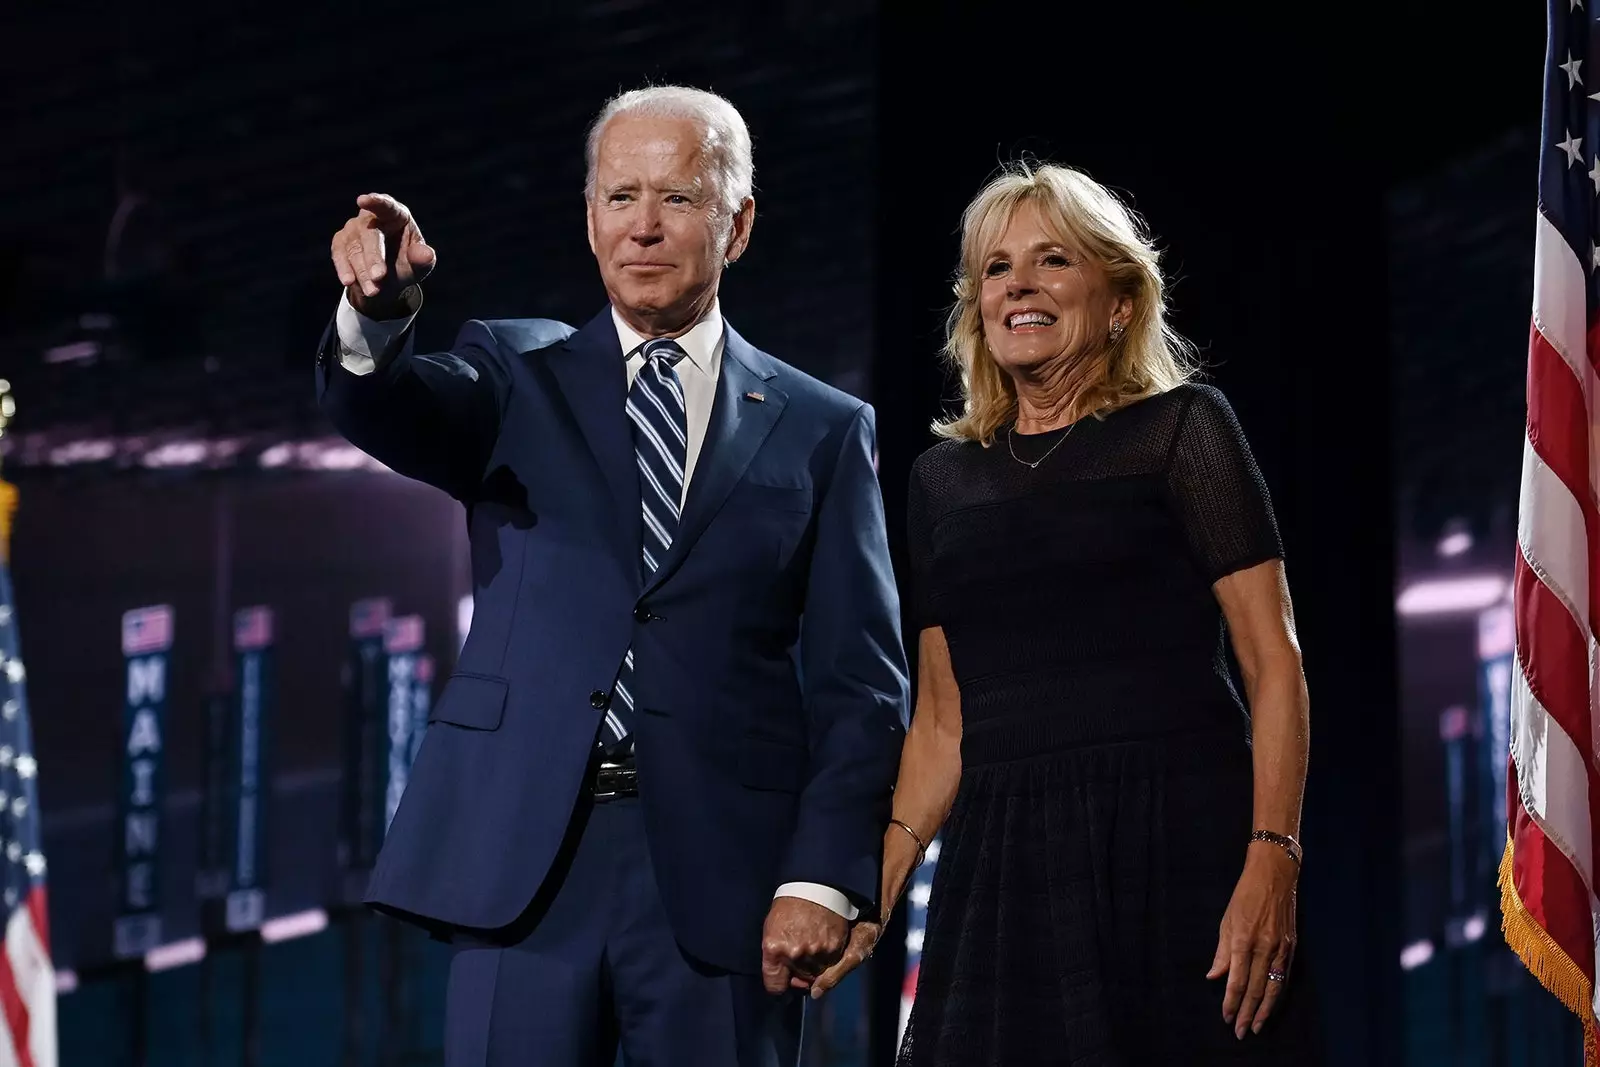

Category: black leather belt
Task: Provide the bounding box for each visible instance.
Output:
[593,754,638,801]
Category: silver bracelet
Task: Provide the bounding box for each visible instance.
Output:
[1249,829,1303,866]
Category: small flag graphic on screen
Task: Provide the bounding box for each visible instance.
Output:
[384,616,425,655]
[349,599,391,640]
[233,608,274,652]
[121,606,174,656]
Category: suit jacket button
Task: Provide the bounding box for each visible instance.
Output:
[589,690,610,710]
[634,606,652,623]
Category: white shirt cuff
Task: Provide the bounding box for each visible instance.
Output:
[774,881,859,921]
[334,289,420,375]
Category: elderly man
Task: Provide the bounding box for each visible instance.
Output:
[317,86,908,1066]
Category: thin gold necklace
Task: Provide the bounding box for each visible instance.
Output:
[1006,421,1076,469]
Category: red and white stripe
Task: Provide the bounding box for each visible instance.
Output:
[0,887,54,1067]
[120,605,173,657]
[1508,207,1600,1025]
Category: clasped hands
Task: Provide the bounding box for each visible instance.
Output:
[760,896,882,999]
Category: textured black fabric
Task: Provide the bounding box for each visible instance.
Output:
[899,384,1321,1065]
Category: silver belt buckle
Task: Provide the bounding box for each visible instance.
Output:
[594,761,636,800]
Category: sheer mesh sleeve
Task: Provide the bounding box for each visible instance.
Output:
[906,458,937,631]
[1163,385,1283,582]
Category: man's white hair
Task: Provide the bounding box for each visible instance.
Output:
[584,85,754,220]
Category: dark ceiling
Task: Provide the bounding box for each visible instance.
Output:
[0,0,1556,549]
[1390,128,1538,549]
[0,1,875,472]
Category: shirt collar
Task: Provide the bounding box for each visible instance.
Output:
[610,299,724,375]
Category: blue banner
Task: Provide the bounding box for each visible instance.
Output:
[1439,705,1472,919]
[340,598,390,877]
[1478,603,1515,874]
[115,604,173,959]
[408,654,434,769]
[383,615,425,837]
[226,606,274,932]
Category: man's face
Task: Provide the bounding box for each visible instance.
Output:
[586,113,753,336]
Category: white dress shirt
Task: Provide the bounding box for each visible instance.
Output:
[611,303,722,495]
[333,293,859,922]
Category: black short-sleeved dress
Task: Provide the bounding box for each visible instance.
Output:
[897,384,1321,1065]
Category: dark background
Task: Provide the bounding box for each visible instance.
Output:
[0,0,1564,1063]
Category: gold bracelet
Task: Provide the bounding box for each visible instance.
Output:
[890,818,928,868]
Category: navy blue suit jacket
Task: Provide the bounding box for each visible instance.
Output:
[316,306,909,973]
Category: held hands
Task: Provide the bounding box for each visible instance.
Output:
[760,897,850,996]
[1207,842,1299,1039]
[808,917,882,1000]
[330,193,437,319]
[805,816,923,1000]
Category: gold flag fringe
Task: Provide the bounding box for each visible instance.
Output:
[1499,837,1598,1064]
[0,480,14,566]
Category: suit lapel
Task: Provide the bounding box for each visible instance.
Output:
[645,324,785,596]
[545,309,639,572]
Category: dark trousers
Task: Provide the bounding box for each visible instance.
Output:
[442,796,804,1067]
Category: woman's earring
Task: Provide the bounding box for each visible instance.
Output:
[1109,320,1125,342]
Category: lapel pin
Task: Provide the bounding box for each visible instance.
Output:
[744,391,766,403]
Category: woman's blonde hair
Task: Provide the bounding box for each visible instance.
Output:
[934,162,1197,443]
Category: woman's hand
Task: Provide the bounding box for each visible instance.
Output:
[807,918,884,999]
[1206,844,1298,1038]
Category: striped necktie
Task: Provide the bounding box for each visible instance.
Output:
[604,338,688,750]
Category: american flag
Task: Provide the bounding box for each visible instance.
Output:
[0,481,56,1067]
[383,615,425,656]
[233,607,274,653]
[120,606,172,657]
[1502,1,1600,1058]
[348,598,391,641]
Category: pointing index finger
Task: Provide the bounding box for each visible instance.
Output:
[356,193,405,224]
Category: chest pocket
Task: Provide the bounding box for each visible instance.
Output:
[692,478,813,576]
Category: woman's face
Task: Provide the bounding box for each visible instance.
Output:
[978,201,1126,378]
